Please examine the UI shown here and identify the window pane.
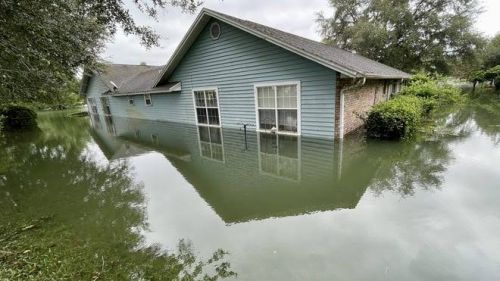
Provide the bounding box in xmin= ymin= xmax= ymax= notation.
xmin=207 ymin=108 xmax=220 ymax=125
xmin=278 ymin=110 xmax=297 ymax=132
xmin=198 ymin=126 xmax=210 ymax=142
xmin=259 ymin=133 xmax=277 ymax=154
xmin=278 ymin=135 xmax=298 ymax=158
xmin=194 ymin=91 xmax=205 ymax=107
xmin=205 ymin=90 xmax=218 ymax=107
xmin=209 ymin=127 xmax=222 ymax=144
xmin=211 ymin=144 xmax=224 ymax=161
xmin=259 ymin=109 xmax=276 ymax=130
xmin=257 ymin=86 xmax=275 ymax=108
xmin=277 ymin=85 xmax=297 ymax=108
xmin=196 ymin=108 xmax=208 ymax=124
xmin=200 ymin=142 xmax=212 ymax=158
xmin=261 ymin=153 xmax=278 ymax=174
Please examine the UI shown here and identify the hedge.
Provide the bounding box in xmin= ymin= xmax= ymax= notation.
xmin=366 ymin=96 xmax=424 ymax=140
xmin=0 ymin=105 xmax=38 ymax=131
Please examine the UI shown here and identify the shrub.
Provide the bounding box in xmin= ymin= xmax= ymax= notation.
xmin=366 ymin=96 xmax=424 ymax=140
xmin=400 ymin=79 xmax=462 ymax=105
xmin=1 ymin=105 xmax=37 ymax=131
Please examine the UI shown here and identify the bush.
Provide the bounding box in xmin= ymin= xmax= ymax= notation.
xmin=1 ymin=105 xmax=37 ymax=131
xmin=366 ymin=96 xmax=424 ymax=140
xmin=400 ymin=79 xmax=463 ymax=104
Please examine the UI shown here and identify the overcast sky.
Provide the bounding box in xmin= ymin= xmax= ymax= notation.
xmin=102 ymin=0 xmax=500 ymax=65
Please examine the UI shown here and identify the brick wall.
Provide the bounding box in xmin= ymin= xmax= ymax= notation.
xmin=343 ymin=79 xmax=387 ymax=135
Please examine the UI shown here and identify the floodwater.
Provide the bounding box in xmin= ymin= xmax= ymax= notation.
xmin=2 ymin=93 xmax=500 ymax=280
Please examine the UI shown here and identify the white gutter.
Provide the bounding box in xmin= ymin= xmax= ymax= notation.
xmin=338 ymin=77 xmax=366 ymax=139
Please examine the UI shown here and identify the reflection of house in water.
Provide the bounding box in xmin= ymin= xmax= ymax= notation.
xmin=91 ymin=118 xmax=377 ymax=224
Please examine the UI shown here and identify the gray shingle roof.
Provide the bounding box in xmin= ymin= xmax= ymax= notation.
xmin=155 ymin=8 xmax=411 ymax=85
xmin=209 ymin=9 xmax=411 ymax=79
xmin=100 ymin=64 xmax=162 ymax=93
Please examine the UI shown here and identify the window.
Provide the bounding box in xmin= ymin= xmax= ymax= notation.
xmin=129 ymin=96 xmax=134 ymax=105
xmin=100 ymin=97 xmax=111 ymax=115
xmin=198 ymin=126 xmax=224 ymax=162
xmin=87 ymin=98 xmax=98 ymax=114
xmin=210 ymin=22 xmax=221 ymax=40
xmin=255 ymin=82 xmax=300 ymax=134
xmin=144 ymin=94 xmax=152 ymax=106
xmin=258 ymin=133 xmax=300 ymax=181
xmin=193 ymin=88 xmax=221 ymax=127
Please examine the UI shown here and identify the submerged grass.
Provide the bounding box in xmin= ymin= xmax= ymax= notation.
xmin=0 ymin=216 xmax=236 ymax=281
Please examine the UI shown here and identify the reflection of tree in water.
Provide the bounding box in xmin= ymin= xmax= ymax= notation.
xmin=366 ymin=91 xmax=500 ymax=197
xmin=468 ymin=90 xmax=500 ymax=145
xmin=368 ymin=139 xmax=454 ymax=197
xmin=0 ymin=113 xmax=235 ymax=280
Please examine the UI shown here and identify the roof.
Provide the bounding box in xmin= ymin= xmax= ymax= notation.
xmin=82 ymin=64 xmax=180 ymax=96
xmin=155 ymin=8 xmax=411 ymax=86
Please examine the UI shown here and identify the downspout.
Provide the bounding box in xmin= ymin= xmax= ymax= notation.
xmin=338 ymin=76 xmax=366 ymax=139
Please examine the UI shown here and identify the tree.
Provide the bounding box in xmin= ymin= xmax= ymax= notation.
xmin=316 ymin=0 xmax=484 ymax=74
xmin=0 ymin=0 xmax=200 ymax=105
xmin=483 ymin=34 xmax=500 ymax=69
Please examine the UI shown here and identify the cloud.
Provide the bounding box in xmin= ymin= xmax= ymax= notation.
xmin=102 ymin=0 xmax=500 ymax=65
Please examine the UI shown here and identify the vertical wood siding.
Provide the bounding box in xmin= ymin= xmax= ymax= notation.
xmin=107 ymin=19 xmax=337 ymax=139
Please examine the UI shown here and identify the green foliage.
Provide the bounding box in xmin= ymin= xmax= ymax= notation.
xmin=469 ymin=65 xmax=500 ymax=89
xmin=483 ymin=34 xmax=500 ymax=69
xmin=0 ymin=0 xmax=200 ymax=105
xmin=366 ymin=96 xmax=424 ymax=140
xmin=400 ymin=78 xmax=464 ymax=105
xmin=366 ymin=74 xmax=464 ymax=140
xmin=317 ymin=0 xmax=484 ymax=74
xmin=1 ymin=105 xmax=37 ymax=131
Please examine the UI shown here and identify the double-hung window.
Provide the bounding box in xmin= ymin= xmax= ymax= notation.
xmin=193 ymin=88 xmax=220 ymax=126
xmin=144 ymin=94 xmax=153 ymax=106
xmin=256 ymin=82 xmax=300 ymax=134
xmin=129 ymin=96 xmax=135 ymax=105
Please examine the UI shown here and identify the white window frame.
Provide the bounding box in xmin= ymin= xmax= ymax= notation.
xmin=144 ymin=94 xmax=153 ymax=106
xmin=192 ymin=87 xmax=222 ymax=127
xmin=129 ymin=96 xmax=135 ymax=106
xmin=254 ymin=81 xmax=301 ymax=135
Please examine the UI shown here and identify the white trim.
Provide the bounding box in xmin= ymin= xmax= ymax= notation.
xmin=339 ymin=91 xmax=345 ymax=139
xmin=128 ymin=96 xmax=135 ymax=106
xmin=254 ymin=81 xmax=301 ymax=136
xmin=191 ymin=86 xmax=222 ymax=127
xmin=144 ymin=93 xmax=153 ymax=106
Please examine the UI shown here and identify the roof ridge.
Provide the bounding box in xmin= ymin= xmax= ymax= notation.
xmin=203 ymin=8 xmax=409 ymax=77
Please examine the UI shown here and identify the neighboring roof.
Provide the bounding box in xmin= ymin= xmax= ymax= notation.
xmin=155 ymin=8 xmax=411 ymax=86
xmin=82 ymin=64 xmax=181 ymax=96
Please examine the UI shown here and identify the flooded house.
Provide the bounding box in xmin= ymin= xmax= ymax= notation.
xmin=81 ymin=8 xmax=410 ymax=139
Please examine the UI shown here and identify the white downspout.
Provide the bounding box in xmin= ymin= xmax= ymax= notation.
xmin=338 ymin=77 xmax=366 ymax=139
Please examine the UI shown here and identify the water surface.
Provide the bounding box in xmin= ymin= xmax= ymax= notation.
xmin=2 ymin=95 xmax=500 ymax=280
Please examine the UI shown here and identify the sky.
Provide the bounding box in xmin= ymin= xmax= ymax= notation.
xmin=102 ymin=0 xmax=500 ymax=65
